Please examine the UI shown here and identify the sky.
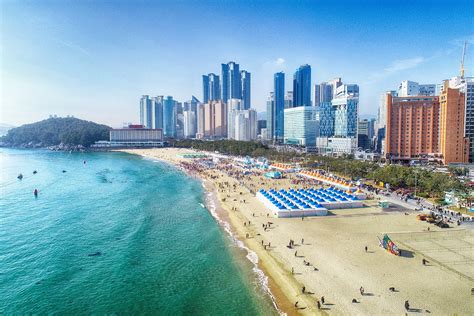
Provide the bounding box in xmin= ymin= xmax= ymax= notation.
xmin=1 ymin=0 xmax=473 ymax=127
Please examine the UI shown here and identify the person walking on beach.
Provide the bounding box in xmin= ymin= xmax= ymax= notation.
xmin=302 ymin=286 xmax=305 ymax=294
xmin=321 ymin=296 xmax=325 ymax=304
xmin=360 ymin=286 xmax=365 ymax=295
xmin=365 ymin=246 xmax=368 ymax=252
xmin=316 ymin=300 xmax=321 ymax=310
xmin=301 ymin=238 xmax=304 ymax=245
xmin=404 ymin=300 xmax=410 ymax=311
xmin=294 ymin=301 xmax=299 ymax=308
xmin=295 ymin=251 xmax=298 ymax=257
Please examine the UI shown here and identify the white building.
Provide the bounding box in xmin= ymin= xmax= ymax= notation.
xmin=283 ymin=106 xmax=319 ymax=146
xmin=108 ymin=127 xmax=163 ymax=147
xmin=183 ymin=110 xmax=196 ymax=138
xmin=228 ymin=108 xmax=257 ymax=141
xmin=449 ymin=76 xmax=474 ymax=162
xmin=316 ymin=137 xmax=357 ymax=156
xmin=398 ymin=80 xmax=438 ymax=97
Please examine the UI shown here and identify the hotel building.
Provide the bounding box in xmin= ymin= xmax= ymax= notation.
xmin=439 ymin=80 xmax=469 ymax=164
xmin=385 ymin=95 xmax=440 ymax=160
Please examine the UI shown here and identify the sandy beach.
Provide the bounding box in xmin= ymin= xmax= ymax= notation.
xmin=119 ymin=148 xmax=474 ymax=315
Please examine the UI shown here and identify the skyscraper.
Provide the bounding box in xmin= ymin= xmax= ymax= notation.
xmin=152 ymin=96 xmax=163 ymax=129
xmin=292 ymin=64 xmax=311 ymax=107
xmin=202 ymin=73 xmax=220 ymax=103
xmin=202 ymin=75 xmax=209 ymax=104
xmin=163 ymin=96 xmax=176 ymax=138
xmin=139 ymin=95 xmax=153 ymax=128
xmin=333 ymin=84 xmax=359 ymax=138
xmin=266 ymin=92 xmax=274 ymax=140
xmin=228 ymin=62 xmax=241 ymax=100
xmin=318 ymin=102 xmax=336 ymax=137
xmin=221 ymin=63 xmax=229 ymax=103
xmin=274 ymin=72 xmax=285 ymax=141
xmin=241 ymin=70 xmax=251 ymax=109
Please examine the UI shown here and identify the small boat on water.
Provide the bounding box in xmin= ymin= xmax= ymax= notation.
xmin=33 ymin=170 xmax=38 ymax=174
xmin=17 ymin=174 xmax=23 ymax=180
xmin=62 ymin=170 xmax=67 ymax=173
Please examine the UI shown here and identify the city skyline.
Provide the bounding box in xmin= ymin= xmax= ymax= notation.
xmin=2 ymin=0 xmax=473 ymax=127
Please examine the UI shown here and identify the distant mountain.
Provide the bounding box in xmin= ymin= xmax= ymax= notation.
xmin=0 ymin=123 xmax=15 ymax=137
xmin=0 ymin=117 xmax=111 ymax=148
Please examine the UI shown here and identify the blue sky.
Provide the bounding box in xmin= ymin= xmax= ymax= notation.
xmin=1 ymin=0 xmax=473 ymax=127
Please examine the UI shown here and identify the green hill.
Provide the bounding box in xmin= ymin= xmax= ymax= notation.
xmin=0 ymin=117 xmax=111 ymax=147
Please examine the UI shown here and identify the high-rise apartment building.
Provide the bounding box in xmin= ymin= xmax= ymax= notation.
xmin=202 ymin=73 xmax=220 ymax=103
xmin=183 ymin=110 xmax=196 ymax=138
xmin=152 ymin=96 xmax=164 ymax=129
xmin=196 ymin=103 xmax=205 ymax=139
xmin=202 ymin=76 xmax=209 ymax=104
xmin=204 ymin=100 xmax=227 ymax=139
xmin=228 ymin=108 xmax=257 ymax=141
xmin=450 ymin=76 xmax=474 ymax=162
xmin=439 ymin=81 xmax=469 ymax=164
xmin=284 ymin=106 xmax=319 ymax=146
xmin=385 ymin=95 xmax=440 ymax=160
xmin=139 ymin=95 xmax=153 ymax=128
xmin=162 ymin=96 xmax=176 ymax=138
xmin=274 ymin=72 xmax=285 ymax=141
xmin=266 ymin=92 xmax=274 ymax=140
xmin=228 ymin=62 xmax=241 ymax=100
xmin=241 ymin=71 xmax=251 ymax=109
xmin=221 ymin=63 xmax=229 ymax=103
xmin=292 ymin=64 xmax=311 ymax=107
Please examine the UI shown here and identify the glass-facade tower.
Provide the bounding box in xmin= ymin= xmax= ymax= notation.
xmin=293 ymin=64 xmax=311 ymax=107
xmin=274 ymin=72 xmax=285 ymax=141
xmin=163 ymin=96 xmax=176 ymax=138
xmin=241 ymin=70 xmax=251 ymax=109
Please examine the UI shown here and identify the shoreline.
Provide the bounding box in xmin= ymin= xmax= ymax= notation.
xmin=118 ymin=148 xmax=314 ymax=315
xmin=118 ymin=148 xmax=474 ymax=316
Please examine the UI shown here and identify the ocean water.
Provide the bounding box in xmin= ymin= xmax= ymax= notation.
xmin=0 ymin=149 xmax=277 ymax=315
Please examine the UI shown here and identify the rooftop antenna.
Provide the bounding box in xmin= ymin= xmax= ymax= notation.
xmin=460 ymin=41 xmax=467 ymax=79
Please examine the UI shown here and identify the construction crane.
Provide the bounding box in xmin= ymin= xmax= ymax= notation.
xmin=460 ymin=41 xmax=467 ymax=79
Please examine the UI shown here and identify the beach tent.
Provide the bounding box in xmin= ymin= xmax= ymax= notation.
xmin=265 ymin=171 xmax=282 ymax=179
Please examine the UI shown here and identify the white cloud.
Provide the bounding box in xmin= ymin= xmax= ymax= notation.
xmin=275 ymin=57 xmax=285 ymax=65
xmin=367 ymin=56 xmax=425 ymax=82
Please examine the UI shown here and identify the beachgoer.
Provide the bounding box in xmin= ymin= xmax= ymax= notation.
xmin=360 ymin=286 xmax=364 ymax=295
xmin=404 ymin=300 xmax=410 ymax=311
xmin=317 ymin=300 xmax=321 ymax=309
xmin=365 ymin=246 xmax=368 ymax=252
xmin=291 ymin=267 xmax=294 ymax=274
xmin=321 ymin=296 xmax=325 ymax=304
xmin=301 ymin=238 xmax=304 ymax=245
xmin=295 ymin=251 xmax=298 ymax=257
xmin=294 ymin=301 xmax=299 ymax=308
xmin=302 ymin=286 xmax=305 ymax=294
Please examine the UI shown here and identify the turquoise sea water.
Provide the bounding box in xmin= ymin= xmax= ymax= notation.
xmin=0 ymin=149 xmax=277 ymax=314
